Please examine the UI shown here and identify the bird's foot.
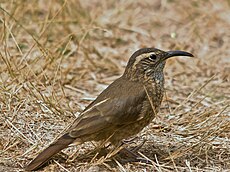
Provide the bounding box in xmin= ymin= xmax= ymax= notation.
xmin=117 ymin=147 xmax=151 ymax=164
xmin=116 ymin=140 xmax=151 ymax=164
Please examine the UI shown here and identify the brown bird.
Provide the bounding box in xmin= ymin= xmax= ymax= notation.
xmin=25 ymin=48 xmax=193 ymax=171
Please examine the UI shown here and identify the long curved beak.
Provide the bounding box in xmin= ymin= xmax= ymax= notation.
xmin=166 ymin=50 xmax=194 ymax=59
xmin=155 ymin=50 xmax=194 ymax=68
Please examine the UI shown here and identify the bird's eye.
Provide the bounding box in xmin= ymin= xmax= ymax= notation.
xmin=149 ymin=54 xmax=157 ymax=60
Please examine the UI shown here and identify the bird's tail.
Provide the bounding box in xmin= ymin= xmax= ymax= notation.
xmin=24 ymin=133 xmax=76 ymax=171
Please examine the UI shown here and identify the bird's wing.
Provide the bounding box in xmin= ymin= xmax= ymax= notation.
xmin=68 ymin=77 xmax=147 ymax=138
xmin=25 ymin=78 xmax=147 ymax=171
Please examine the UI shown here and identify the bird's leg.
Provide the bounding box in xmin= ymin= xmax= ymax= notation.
xmin=113 ymin=138 xmax=151 ymax=163
xmin=129 ymin=139 xmax=146 ymax=152
xmin=116 ymin=140 xmax=151 ymax=164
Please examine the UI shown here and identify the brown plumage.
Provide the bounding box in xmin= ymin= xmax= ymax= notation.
xmin=25 ymin=48 xmax=193 ymax=171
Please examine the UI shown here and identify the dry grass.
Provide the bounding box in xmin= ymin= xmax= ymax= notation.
xmin=0 ymin=0 xmax=229 ymax=171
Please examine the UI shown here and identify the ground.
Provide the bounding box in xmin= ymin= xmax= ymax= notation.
xmin=0 ymin=0 xmax=229 ymax=171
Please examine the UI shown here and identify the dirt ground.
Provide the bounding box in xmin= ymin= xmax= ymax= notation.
xmin=0 ymin=0 xmax=229 ymax=171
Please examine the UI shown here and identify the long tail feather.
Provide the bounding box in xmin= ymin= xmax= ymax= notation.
xmin=25 ymin=133 xmax=76 ymax=171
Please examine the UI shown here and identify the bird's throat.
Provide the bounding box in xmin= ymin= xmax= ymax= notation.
xmin=143 ymin=71 xmax=165 ymax=112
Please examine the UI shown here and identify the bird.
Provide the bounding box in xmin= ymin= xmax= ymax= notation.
xmin=25 ymin=48 xmax=193 ymax=171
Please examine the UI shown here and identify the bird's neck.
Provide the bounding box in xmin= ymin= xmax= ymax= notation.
xmin=145 ymin=70 xmax=165 ymax=104
xmin=124 ymin=68 xmax=165 ymax=112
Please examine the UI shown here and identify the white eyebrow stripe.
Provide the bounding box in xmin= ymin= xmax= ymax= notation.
xmin=133 ymin=54 xmax=145 ymax=67
xmin=133 ymin=52 xmax=155 ymax=68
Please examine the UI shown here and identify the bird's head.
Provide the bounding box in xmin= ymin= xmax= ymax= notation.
xmin=124 ymin=48 xmax=193 ymax=80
